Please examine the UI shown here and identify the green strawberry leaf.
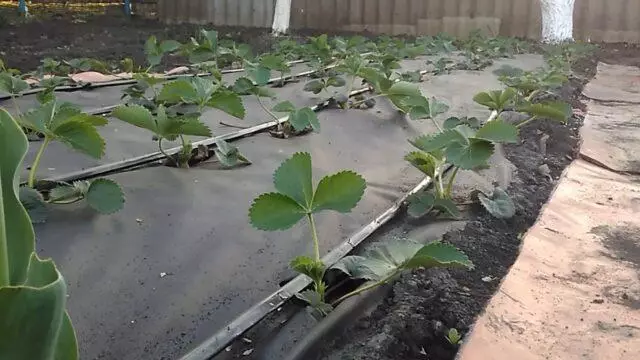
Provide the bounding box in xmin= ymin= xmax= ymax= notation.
xmin=249 ymin=193 xmax=307 ymax=230
xmin=52 ymin=119 xmax=105 ymax=159
xmin=247 ymin=65 xmax=271 ymax=86
xmin=433 ymin=197 xmax=461 ymax=218
xmin=0 ymin=72 xmax=29 ymax=95
xmin=214 ymin=139 xmax=250 ymax=168
xmin=157 ymin=80 xmax=197 ymax=104
xmin=473 ymin=119 xmax=519 ymax=143
xmin=86 ymin=179 xmax=125 ymax=214
xmin=295 ymin=289 xmax=333 ymax=316
xmin=290 ymin=256 xmax=326 ymax=282
xmin=289 ymin=107 xmax=320 ymax=132
xmin=272 ymin=101 xmax=297 ymax=113
xmin=445 ymin=139 xmax=494 ymax=170
xmin=312 ymin=171 xmax=366 ymax=213
xmin=410 ymin=129 xmax=467 ymax=152
xmin=177 ymin=117 xmax=212 ymax=137
xmin=406 ymin=191 xmax=435 ymax=218
xmin=517 ymin=101 xmax=572 ymax=123
xmin=404 ymin=241 xmax=473 ymax=269
xmin=273 ymin=152 xmax=314 ymax=209
xmin=111 ymin=104 xmax=157 ymax=133
xmin=303 ymin=79 xmax=325 ymax=94
xmin=478 ymin=187 xmax=515 ymax=219
xmin=208 ymin=91 xmax=245 ymax=119
xmin=404 ymin=151 xmax=440 ymax=178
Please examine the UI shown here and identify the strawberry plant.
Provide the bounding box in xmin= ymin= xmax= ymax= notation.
xmin=115 ymin=74 xmax=248 ymax=168
xmin=493 ymin=65 xmax=568 ymax=102
xmin=249 ymin=153 xmax=472 ymax=314
xmin=0 ymin=108 xmax=78 ymax=360
xmin=16 ymin=100 xmax=125 ymax=221
xmin=406 ymin=87 xmax=572 ymax=219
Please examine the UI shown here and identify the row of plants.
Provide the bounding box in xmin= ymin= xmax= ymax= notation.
xmin=0 ymin=30 xmax=524 ymax=223
xmin=0 ymin=32 xmax=594 ymax=358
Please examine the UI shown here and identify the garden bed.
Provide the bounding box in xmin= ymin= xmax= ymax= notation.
xmin=0 ymin=14 xmax=603 ymax=360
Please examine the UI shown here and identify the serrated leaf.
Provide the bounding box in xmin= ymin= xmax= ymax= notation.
xmin=48 ymin=184 xmax=83 ymax=204
xmin=85 ymin=179 xmax=124 ymax=214
xmin=312 ymin=171 xmax=366 ymax=213
xmin=410 ymin=130 xmax=467 ymax=152
xmin=232 ymin=77 xmax=255 ymax=95
xmin=330 ymin=255 xmax=386 ymax=281
xmin=19 ymin=187 xmax=48 ymax=224
xmin=433 ymin=197 xmax=461 ymax=218
xmin=429 ymin=98 xmax=450 ymax=118
xmin=290 ymin=256 xmax=325 ymax=282
xmin=295 ymin=290 xmax=333 ymax=316
xmin=177 ymin=117 xmax=212 ymax=137
xmin=473 ymin=119 xmax=519 ymax=143
xmin=517 ymin=101 xmax=572 ymax=123
xmin=404 ymin=242 xmax=473 ymax=269
xmin=160 ymin=40 xmax=181 ymax=53
xmin=111 ymin=104 xmax=156 ymax=133
xmin=289 ymin=107 xmax=320 ymax=132
xmin=259 ymin=54 xmax=288 ymax=71
xmin=272 ymin=100 xmax=296 ymax=113
xmin=208 ymin=90 xmax=245 ymax=119
xmin=326 ymin=76 xmax=346 ymax=88
xmin=214 ymin=139 xmax=250 ymax=168
xmin=473 ymin=88 xmax=517 ymax=111
xmin=406 ymin=191 xmax=435 ymax=218
xmin=445 ymin=139 xmax=494 ymax=170
xmin=273 ymin=152 xmax=314 ymax=209
xmin=53 ymin=120 xmax=105 ymax=159
xmin=478 ymin=187 xmax=515 ymax=219
xmin=443 ymin=117 xmax=481 ymax=130
xmin=303 ymin=79 xmax=325 ymax=94
xmin=0 ymin=72 xmax=29 ymax=94
xmin=247 ymin=65 xmax=271 ymax=86
xmin=248 ymin=193 xmax=306 ymax=230
xmin=404 ymin=151 xmax=440 ymax=178
xmin=157 ymin=80 xmax=196 ymax=104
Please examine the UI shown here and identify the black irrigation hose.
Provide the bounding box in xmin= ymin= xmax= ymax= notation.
xmin=0 ymin=59 xmax=307 ymax=101
xmin=45 ymin=85 xmax=372 ymax=184
xmin=177 ymin=168 xmax=451 ymax=360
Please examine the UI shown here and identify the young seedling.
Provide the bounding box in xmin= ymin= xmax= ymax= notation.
xmin=493 ymin=65 xmax=568 ymax=102
xmin=144 ymin=35 xmax=181 ymax=71
xmin=445 ymin=328 xmax=463 ymax=346
xmin=302 ymin=35 xmax=346 ymax=97
xmin=16 ymin=100 xmax=125 ymax=221
xmin=0 ymin=108 xmax=78 ymax=360
xmin=249 ymin=153 xmax=472 ymax=315
xmin=249 ymin=152 xmax=366 ymax=312
xmin=258 ymin=53 xmax=291 ymax=87
xmin=270 ymin=100 xmax=320 ymax=138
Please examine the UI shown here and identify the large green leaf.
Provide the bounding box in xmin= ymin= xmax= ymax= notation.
xmin=0 ymin=109 xmax=78 ymax=359
xmin=248 ymin=193 xmax=306 ymax=230
xmin=214 ymin=139 xmax=251 ymax=168
xmin=406 ymin=191 xmax=436 ymax=218
xmin=177 ymin=117 xmax=212 ymax=137
xmin=517 ymin=101 xmax=572 ymax=123
xmin=410 ymin=129 xmax=466 ymax=152
xmin=157 ymin=80 xmax=197 ymax=104
xmin=52 ymin=119 xmax=106 ymax=159
xmin=332 ymin=240 xmax=471 ymax=282
xmin=404 ymin=242 xmax=473 ymax=269
xmin=0 ymin=109 xmax=35 ymax=283
xmin=473 ymin=119 xmax=519 ymax=144
xmin=385 ymin=81 xmax=424 ymax=113
xmin=445 ymin=139 xmax=494 ymax=170
xmin=273 ymin=152 xmax=314 ymax=209
xmin=312 ymin=171 xmax=366 ymax=213
xmin=290 ymin=255 xmax=325 ymax=282
xmin=208 ymin=91 xmax=245 ymax=119
xmin=289 ymin=107 xmax=320 ymax=132
xmin=473 ymin=88 xmax=516 ymax=111
xmin=86 ymin=179 xmax=125 ymax=215
xmin=272 ymin=101 xmax=297 ymax=113
xmin=111 ymin=105 xmax=157 ymax=133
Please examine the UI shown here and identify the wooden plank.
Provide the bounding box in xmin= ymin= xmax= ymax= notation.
xmin=526 ymin=0 xmax=541 ymax=40
xmin=238 ymin=0 xmax=251 ymax=27
xmin=226 ymin=0 xmax=239 ymax=26
xmin=320 ymin=0 xmax=337 ymax=30
xmin=509 ymin=0 xmax=528 ymax=38
xmin=349 ymin=0 xmax=364 ymax=25
xmin=625 ymin=0 xmax=640 ymax=32
xmin=393 ymin=0 xmax=410 ymax=28
xmin=378 ymin=0 xmax=393 ymax=25
xmin=458 ymin=0 xmax=473 ymax=17
xmin=425 ymin=0 xmax=445 ymax=20
xmin=409 ymin=0 xmax=425 ymax=25
xmin=335 ymin=0 xmax=349 ymax=28
xmin=363 ymin=0 xmax=378 ymax=27
xmin=306 ymin=0 xmax=322 ymax=29
xmin=443 ymin=0 xmax=458 ymax=17
xmin=475 ymin=0 xmax=495 ymax=17
xmin=212 ymin=0 xmax=226 ymax=26
xmin=187 ymin=0 xmax=202 ymax=24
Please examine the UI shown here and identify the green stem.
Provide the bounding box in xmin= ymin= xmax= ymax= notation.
xmin=0 ymin=193 xmax=8 ymax=287
xmin=444 ymin=167 xmax=460 ymax=198
xmin=350 ymin=94 xmax=385 ymax=107
xmin=179 ymin=135 xmax=190 ymax=168
xmin=307 ymin=214 xmax=321 ymax=261
xmin=11 ymin=96 xmax=23 ymax=118
xmin=516 ymin=116 xmax=538 ymax=129
xmin=431 ymin=117 xmax=443 ymax=132
xmin=344 ymin=74 xmax=356 ymax=109
xmin=332 ymin=269 xmax=400 ymax=306
xmin=28 ymin=137 xmax=51 ymax=188
xmin=256 ymin=95 xmax=280 ymax=122
xmin=157 ymin=137 xmax=176 ymax=166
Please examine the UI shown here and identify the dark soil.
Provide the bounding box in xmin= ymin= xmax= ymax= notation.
xmin=0 ymin=9 xmax=277 ymax=72
xmin=313 ymin=47 xmax=637 ymax=360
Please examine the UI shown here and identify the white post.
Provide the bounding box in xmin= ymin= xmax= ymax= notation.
xmin=539 ymin=0 xmax=576 ymax=43
xmin=272 ymin=0 xmax=292 ymax=35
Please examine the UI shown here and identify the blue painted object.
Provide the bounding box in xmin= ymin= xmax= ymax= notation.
xmin=18 ymin=0 xmax=28 ymax=16
xmin=124 ymin=0 xmax=132 ymax=16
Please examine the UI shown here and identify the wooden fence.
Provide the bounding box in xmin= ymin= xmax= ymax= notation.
xmin=156 ymin=0 xmax=640 ymax=43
